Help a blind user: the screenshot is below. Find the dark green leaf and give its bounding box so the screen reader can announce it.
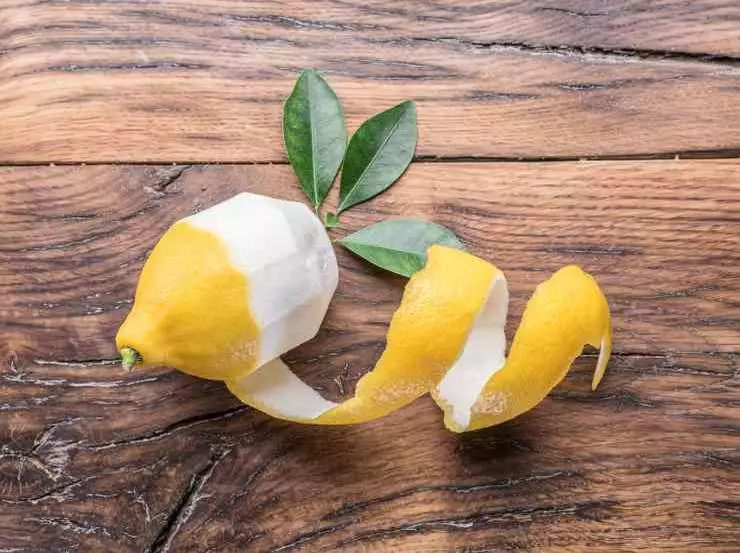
[339,219,464,277]
[338,100,417,213]
[324,211,341,229]
[283,70,347,209]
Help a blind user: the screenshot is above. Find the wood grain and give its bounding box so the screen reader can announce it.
[7,0,740,55]
[0,352,738,552]
[2,160,739,549]
[2,3,739,551]
[1,1,740,162]
[3,161,739,369]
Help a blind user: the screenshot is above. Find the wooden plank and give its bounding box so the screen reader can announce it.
[1,1,739,162]
[1,162,738,549]
[0,352,738,551]
[6,0,740,56]
[2,161,739,366]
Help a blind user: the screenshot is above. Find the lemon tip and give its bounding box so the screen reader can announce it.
[120,347,140,371]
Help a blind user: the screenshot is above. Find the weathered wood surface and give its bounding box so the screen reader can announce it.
[2,1,740,551]
[4,162,739,362]
[1,1,740,162]
[2,162,739,551]
[0,354,738,552]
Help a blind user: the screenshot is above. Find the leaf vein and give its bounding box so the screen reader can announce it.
[339,106,408,212]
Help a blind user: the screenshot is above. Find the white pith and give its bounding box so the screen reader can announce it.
[187,192,339,367]
[434,273,508,430]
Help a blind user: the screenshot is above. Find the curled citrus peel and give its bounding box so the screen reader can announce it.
[226,247,611,431]
[117,193,611,432]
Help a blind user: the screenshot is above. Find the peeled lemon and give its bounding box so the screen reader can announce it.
[116,193,338,381]
[117,193,611,432]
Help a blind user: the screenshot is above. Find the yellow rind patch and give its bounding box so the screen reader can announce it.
[466,265,611,431]
[116,222,261,381]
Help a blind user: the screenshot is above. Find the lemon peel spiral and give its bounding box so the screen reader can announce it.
[116,193,611,432]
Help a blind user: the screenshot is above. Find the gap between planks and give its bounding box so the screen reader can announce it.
[2,148,740,167]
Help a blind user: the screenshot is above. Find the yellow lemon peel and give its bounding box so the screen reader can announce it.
[117,193,612,432]
[116,222,261,381]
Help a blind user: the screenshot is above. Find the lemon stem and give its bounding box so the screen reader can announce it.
[120,347,140,371]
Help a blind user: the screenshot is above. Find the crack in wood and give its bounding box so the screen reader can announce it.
[336,500,621,546]
[414,148,740,162]
[535,6,606,17]
[147,448,232,553]
[1,372,165,389]
[466,90,541,102]
[369,36,740,68]
[36,62,213,75]
[30,417,82,455]
[541,244,640,256]
[224,13,386,32]
[195,457,275,528]
[7,225,124,254]
[550,388,658,409]
[1,476,88,505]
[319,449,740,527]
[27,515,114,539]
[147,165,193,195]
[32,358,122,367]
[272,521,353,552]
[323,469,581,520]
[88,406,248,451]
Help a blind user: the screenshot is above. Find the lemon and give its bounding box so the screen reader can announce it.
[116,192,338,381]
[117,193,611,432]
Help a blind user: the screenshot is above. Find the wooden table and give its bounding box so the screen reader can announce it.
[2,2,739,551]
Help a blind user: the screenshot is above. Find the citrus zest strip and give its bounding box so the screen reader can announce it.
[226,246,611,432]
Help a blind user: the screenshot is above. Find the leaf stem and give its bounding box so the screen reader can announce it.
[323,211,341,229]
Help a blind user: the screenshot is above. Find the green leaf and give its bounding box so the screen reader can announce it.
[324,211,341,229]
[338,100,417,213]
[339,219,464,278]
[283,70,347,209]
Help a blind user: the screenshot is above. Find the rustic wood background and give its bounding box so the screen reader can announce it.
[1,1,739,551]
